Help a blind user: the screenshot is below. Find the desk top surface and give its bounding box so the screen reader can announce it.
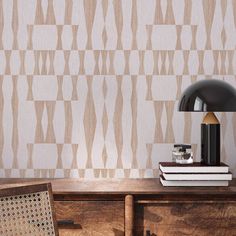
[0,178,236,196]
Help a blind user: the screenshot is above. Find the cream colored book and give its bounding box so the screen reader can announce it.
[162,172,232,181]
[159,162,229,173]
[160,175,229,187]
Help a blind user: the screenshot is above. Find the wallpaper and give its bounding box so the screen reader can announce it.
[0,0,236,178]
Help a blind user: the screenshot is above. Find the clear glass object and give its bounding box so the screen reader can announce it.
[172,144,193,164]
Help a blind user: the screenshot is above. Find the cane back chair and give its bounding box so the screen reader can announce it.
[0,183,58,236]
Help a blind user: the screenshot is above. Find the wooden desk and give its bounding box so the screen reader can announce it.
[1,178,236,236]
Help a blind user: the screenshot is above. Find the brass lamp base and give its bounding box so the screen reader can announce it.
[201,112,220,166]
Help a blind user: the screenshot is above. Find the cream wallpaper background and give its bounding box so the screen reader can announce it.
[0,0,236,178]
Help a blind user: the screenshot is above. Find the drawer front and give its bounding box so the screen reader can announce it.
[55,201,124,236]
[135,202,236,236]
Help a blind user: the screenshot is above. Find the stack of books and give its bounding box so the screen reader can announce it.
[159,162,232,187]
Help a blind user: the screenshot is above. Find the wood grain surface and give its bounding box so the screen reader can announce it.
[135,202,236,236]
[1,178,236,199]
[1,179,236,236]
[55,201,124,236]
[125,195,134,236]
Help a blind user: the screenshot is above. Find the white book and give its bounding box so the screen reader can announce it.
[162,172,232,181]
[160,175,229,187]
[159,162,229,173]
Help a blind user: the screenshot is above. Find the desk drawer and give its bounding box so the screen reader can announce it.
[54,201,124,236]
[135,202,236,236]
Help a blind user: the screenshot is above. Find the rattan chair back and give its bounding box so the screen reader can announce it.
[0,183,58,236]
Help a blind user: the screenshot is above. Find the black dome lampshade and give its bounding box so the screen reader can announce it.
[178,79,236,166]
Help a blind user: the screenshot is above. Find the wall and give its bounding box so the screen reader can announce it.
[0,0,236,178]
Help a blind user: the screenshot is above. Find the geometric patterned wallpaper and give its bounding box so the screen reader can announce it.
[0,0,236,178]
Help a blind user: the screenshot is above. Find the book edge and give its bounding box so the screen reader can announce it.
[162,172,232,181]
[160,165,229,173]
[160,175,229,187]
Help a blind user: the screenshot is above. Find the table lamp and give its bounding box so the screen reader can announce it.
[178,79,236,166]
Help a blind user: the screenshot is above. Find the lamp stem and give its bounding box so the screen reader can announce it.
[201,112,220,166]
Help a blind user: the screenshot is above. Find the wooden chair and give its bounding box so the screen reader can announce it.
[0,183,59,236]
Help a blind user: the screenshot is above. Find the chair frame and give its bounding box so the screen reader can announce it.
[0,183,59,236]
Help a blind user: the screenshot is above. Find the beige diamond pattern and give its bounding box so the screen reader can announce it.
[0,0,235,178]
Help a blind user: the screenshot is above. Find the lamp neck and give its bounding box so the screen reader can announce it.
[202,112,220,124]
